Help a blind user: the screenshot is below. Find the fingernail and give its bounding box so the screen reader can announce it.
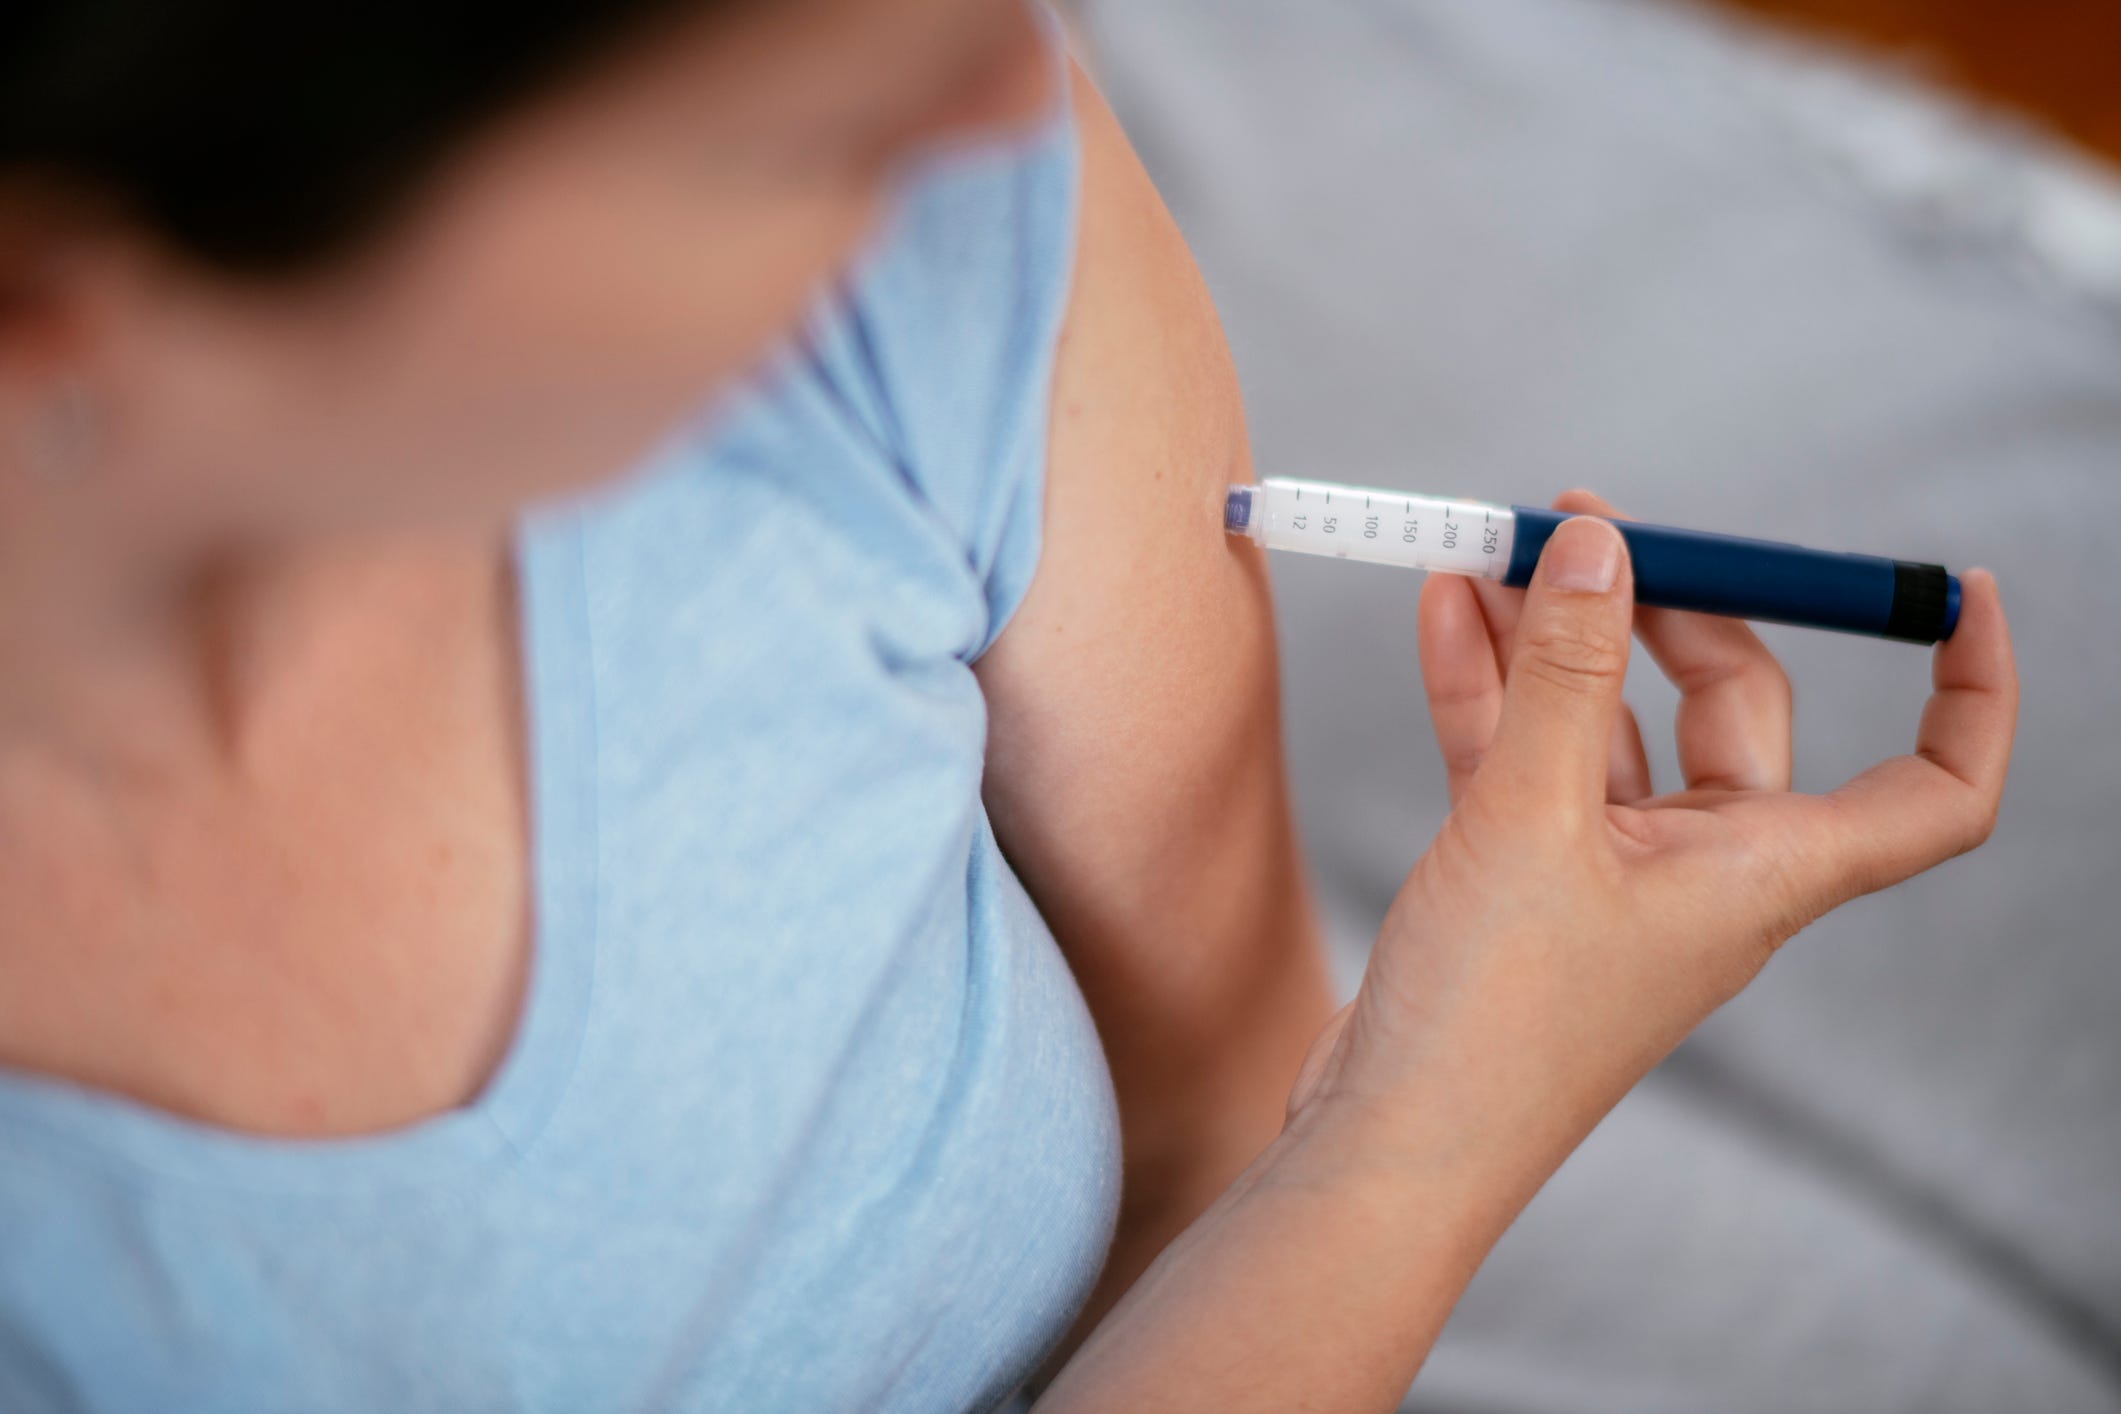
[1543,516,1622,593]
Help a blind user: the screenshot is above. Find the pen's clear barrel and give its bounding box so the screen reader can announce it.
[1227,477,1516,580]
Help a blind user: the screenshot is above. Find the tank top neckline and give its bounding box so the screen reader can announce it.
[0,512,598,1196]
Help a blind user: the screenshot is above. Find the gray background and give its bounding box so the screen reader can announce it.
[1074,1,2121,1409]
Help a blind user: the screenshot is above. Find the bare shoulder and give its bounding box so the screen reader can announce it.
[975,58,1313,1026]
[1043,60,1252,540]
[977,61,1274,817]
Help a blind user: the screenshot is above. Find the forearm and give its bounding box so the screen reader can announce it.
[1113,924,1334,1215]
[1041,872,1335,1364]
[1037,1088,1542,1413]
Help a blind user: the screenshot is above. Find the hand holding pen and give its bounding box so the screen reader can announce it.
[1044,491,2015,1411]
[1295,487,2015,1176]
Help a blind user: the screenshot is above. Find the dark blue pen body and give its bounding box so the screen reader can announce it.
[1504,508,1961,643]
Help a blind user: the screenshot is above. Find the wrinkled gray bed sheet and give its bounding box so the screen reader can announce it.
[1077,1,2121,1409]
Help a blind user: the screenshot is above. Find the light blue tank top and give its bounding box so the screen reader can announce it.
[0,77,1122,1414]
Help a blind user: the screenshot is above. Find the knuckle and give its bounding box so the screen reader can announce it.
[1956,795,2003,855]
[1517,619,1628,693]
[1764,657,1794,710]
[1678,652,1789,708]
[1441,740,1490,780]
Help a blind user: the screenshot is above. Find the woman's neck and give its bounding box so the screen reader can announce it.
[0,518,533,1136]
[0,520,512,791]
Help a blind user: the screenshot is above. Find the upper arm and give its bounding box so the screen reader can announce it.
[975,65,1330,1171]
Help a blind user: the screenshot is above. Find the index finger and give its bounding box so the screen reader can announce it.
[1792,568,2019,904]
[1557,488,1793,793]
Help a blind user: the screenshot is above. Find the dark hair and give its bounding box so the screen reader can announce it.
[0,2,723,276]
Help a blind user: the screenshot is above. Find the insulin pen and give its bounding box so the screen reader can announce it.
[1224,476,1960,643]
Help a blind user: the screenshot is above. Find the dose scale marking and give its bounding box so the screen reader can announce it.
[1228,476,1515,580]
[1223,475,1962,643]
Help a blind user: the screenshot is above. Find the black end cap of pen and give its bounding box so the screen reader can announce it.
[1884,561,1952,644]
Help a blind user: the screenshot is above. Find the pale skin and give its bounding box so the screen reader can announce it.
[0,1,2016,1408]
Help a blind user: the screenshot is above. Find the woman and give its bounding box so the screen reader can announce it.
[0,1,2016,1409]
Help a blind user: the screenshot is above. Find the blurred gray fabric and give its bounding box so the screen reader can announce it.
[1074,1,2121,1409]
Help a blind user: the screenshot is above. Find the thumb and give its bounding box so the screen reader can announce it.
[1474,515,1635,825]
